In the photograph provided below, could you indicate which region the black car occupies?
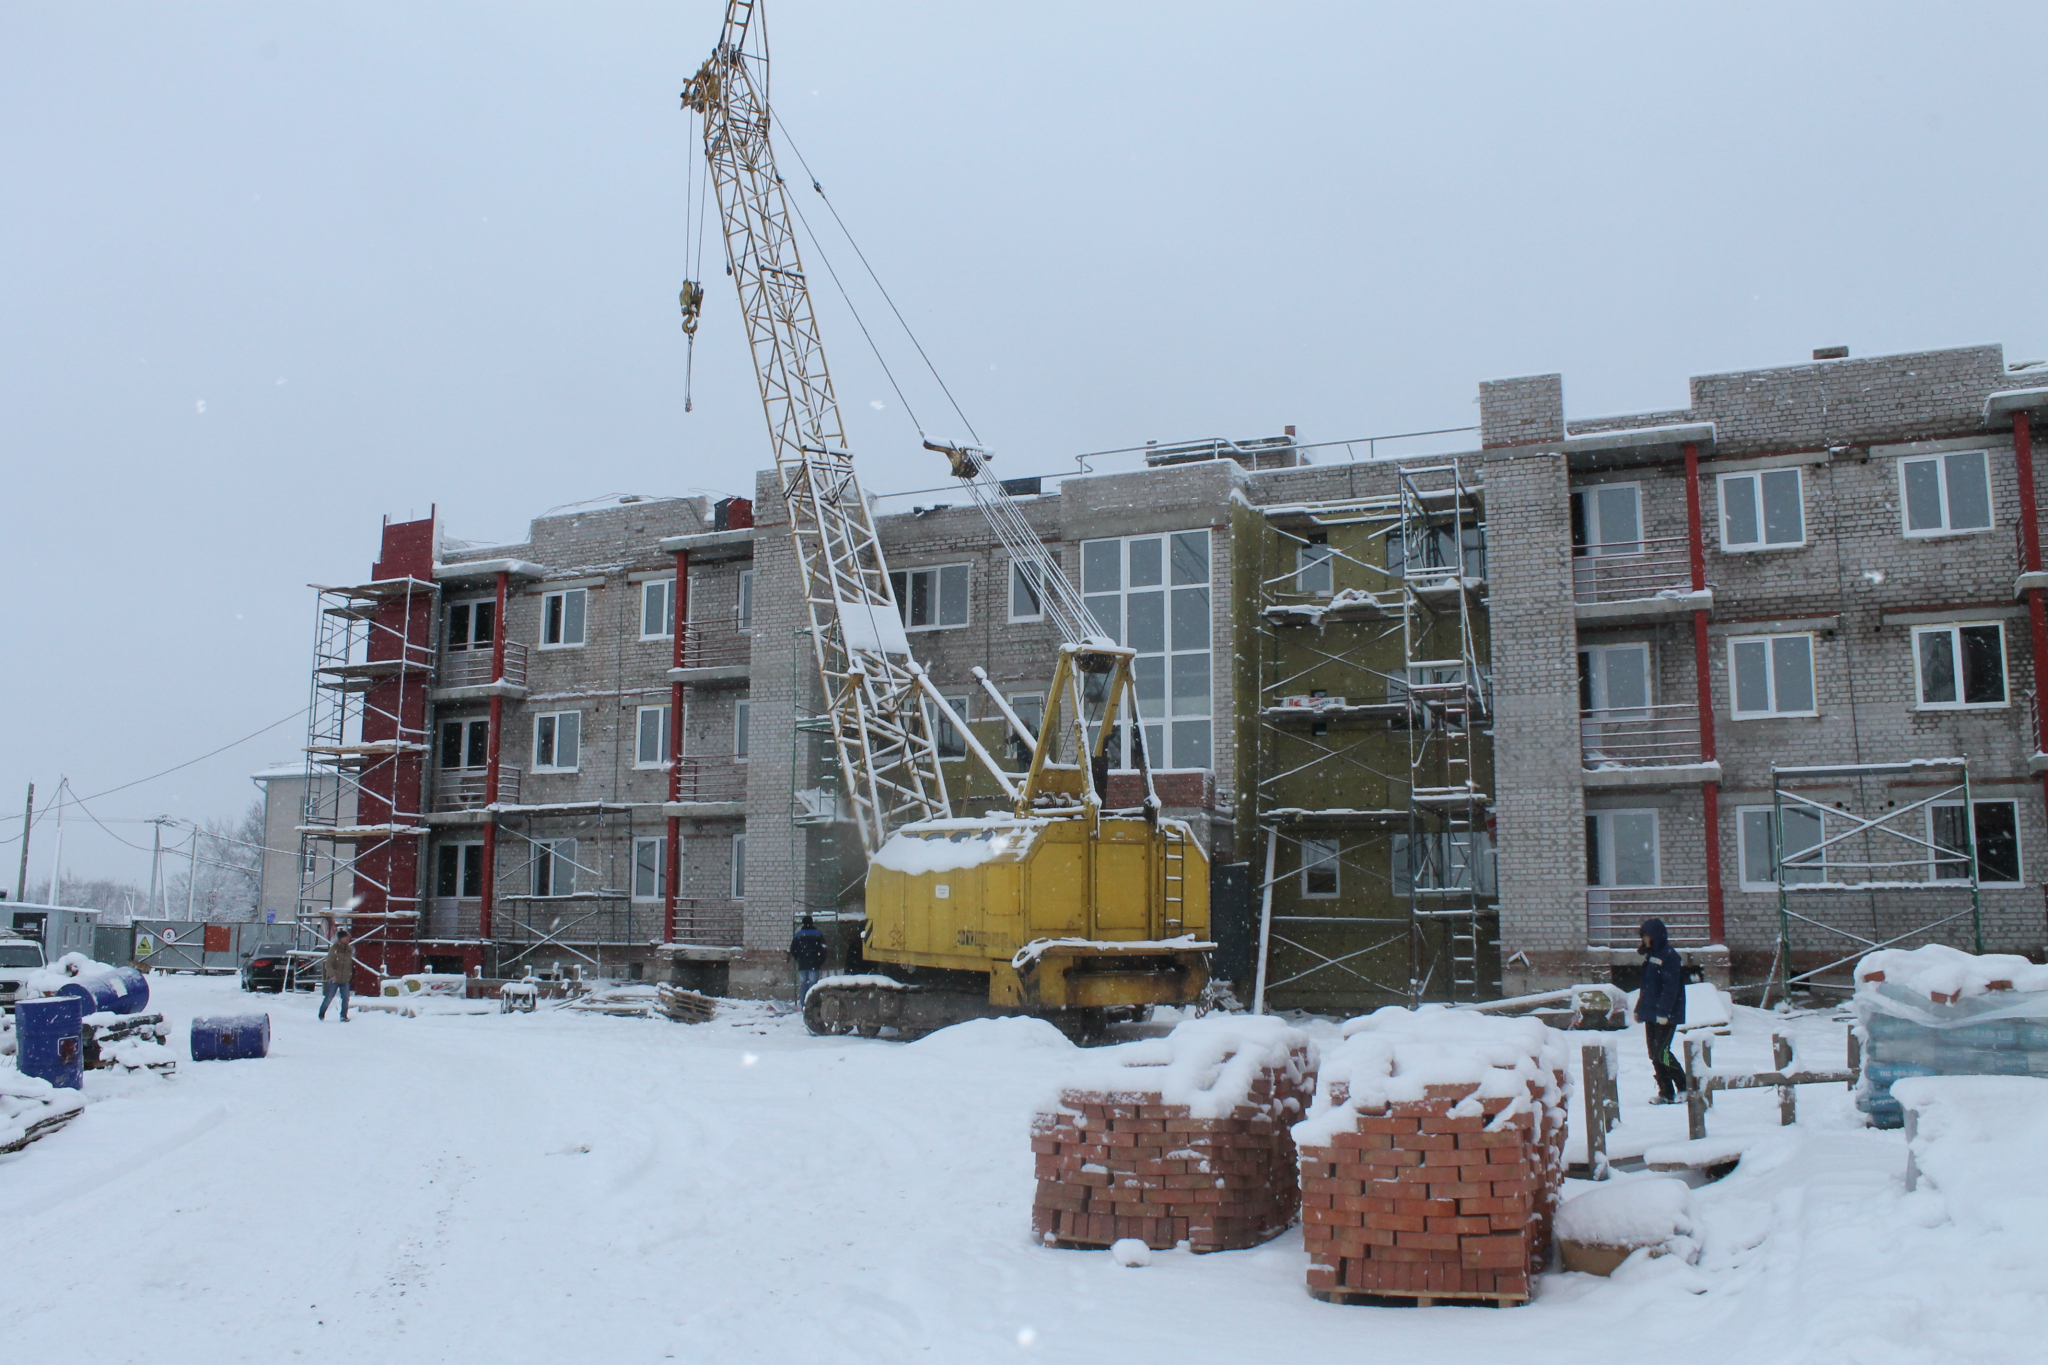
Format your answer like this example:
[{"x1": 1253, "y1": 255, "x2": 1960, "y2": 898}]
[{"x1": 241, "y1": 945, "x2": 321, "y2": 993}]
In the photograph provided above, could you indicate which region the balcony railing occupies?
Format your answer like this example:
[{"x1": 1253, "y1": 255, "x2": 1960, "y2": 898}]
[
  {"x1": 678, "y1": 625, "x2": 751, "y2": 671},
  {"x1": 1572, "y1": 537, "x2": 1693, "y2": 605},
  {"x1": 1586, "y1": 886, "x2": 1711, "y2": 949},
  {"x1": 1580, "y1": 705, "x2": 1703, "y2": 769},
  {"x1": 434, "y1": 766, "x2": 521, "y2": 811},
  {"x1": 670, "y1": 897, "x2": 744, "y2": 947},
  {"x1": 439, "y1": 641, "x2": 529, "y2": 689},
  {"x1": 673, "y1": 758, "x2": 746, "y2": 804}
]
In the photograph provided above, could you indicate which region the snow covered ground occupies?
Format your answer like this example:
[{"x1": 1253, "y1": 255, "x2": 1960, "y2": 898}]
[{"x1": 3, "y1": 976, "x2": 2043, "y2": 1364}]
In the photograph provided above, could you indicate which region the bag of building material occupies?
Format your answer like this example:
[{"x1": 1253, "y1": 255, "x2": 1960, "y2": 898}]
[{"x1": 1852, "y1": 945, "x2": 2048, "y2": 1128}]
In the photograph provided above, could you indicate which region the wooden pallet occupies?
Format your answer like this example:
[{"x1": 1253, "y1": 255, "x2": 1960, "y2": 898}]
[
  {"x1": 1310, "y1": 1287, "x2": 1528, "y2": 1309},
  {"x1": 654, "y1": 985, "x2": 718, "y2": 1023},
  {"x1": 0, "y1": 1104, "x2": 83, "y2": 1156}
]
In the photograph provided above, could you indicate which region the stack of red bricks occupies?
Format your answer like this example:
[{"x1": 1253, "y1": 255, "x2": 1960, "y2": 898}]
[
  {"x1": 1030, "y1": 1019, "x2": 1316, "y2": 1252},
  {"x1": 1295, "y1": 1009, "x2": 1567, "y2": 1303}
]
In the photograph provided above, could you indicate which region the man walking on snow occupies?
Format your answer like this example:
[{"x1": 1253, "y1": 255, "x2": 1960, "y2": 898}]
[
  {"x1": 1635, "y1": 917, "x2": 1687, "y2": 1103},
  {"x1": 788, "y1": 915, "x2": 828, "y2": 1002},
  {"x1": 319, "y1": 929, "x2": 354, "y2": 1022}
]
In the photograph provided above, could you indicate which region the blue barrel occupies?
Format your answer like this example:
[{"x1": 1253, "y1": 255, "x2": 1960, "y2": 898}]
[
  {"x1": 191, "y1": 1013, "x2": 270, "y2": 1062},
  {"x1": 106, "y1": 966, "x2": 149, "y2": 1015},
  {"x1": 16, "y1": 995, "x2": 85, "y2": 1089},
  {"x1": 55, "y1": 974, "x2": 124, "y2": 1016}
]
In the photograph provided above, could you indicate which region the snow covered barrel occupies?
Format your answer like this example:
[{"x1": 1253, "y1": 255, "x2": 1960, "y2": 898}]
[
  {"x1": 105, "y1": 966, "x2": 150, "y2": 1015},
  {"x1": 190, "y1": 1013, "x2": 271, "y2": 1062},
  {"x1": 1853, "y1": 945, "x2": 2048, "y2": 1128},
  {"x1": 1294, "y1": 1005, "x2": 1568, "y2": 1305},
  {"x1": 54, "y1": 973, "x2": 123, "y2": 1016},
  {"x1": 15, "y1": 995, "x2": 85, "y2": 1090},
  {"x1": 1030, "y1": 1016, "x2": 1316, "y2": 1253}
]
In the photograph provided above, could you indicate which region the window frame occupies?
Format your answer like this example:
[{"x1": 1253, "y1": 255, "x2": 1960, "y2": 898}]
[
  {"x1": 439, "y1": 717, "x2": 491, "y2": 771},
  {"x1": 730, "y1": 833, "x2": 747, "y2": 899},
  {"x1": 1928, "y1": 799, "x2": 2022, "y2": 885},
  {"x1": 1899, "y1": 450, "x2": 1995, "y2": 539},
  {"x1": 734, "y1": 698, "x2": 750, "y2": 761},
  {"x1": 635, "y1": 704, "x2": 672, "y2": 769},
  {"x1": 531, "y1": 710, "x2": 582, "y2": 773},
  {"x1": 736, "y1": 569, "x2": 754, "y2": 631},
  {"x1": 640, "y1": 578, "x2": 674, "y2": 640},
  {"x1": 632, "y1": 835, "x2": 666, "y2": 902},
  {"x1": 529, "y1": 838, "x2": 577, "y2": 898},
  {"x1": 1736, "y1": 806, "x2": 1825, "y2": 891},
  {"x1": 1570, "y1": 482, "x2": 1643, "y2": 558},
  {"x1": 1717, "y1": 467, "x2": 1807, "y2": 552},
  {"x1": 1726, "y1": 633, "x2": 1818, "y2": 720},
  {"x1": 1009, "y1": 561, "x2": 1045, "y2": 623},
  {"x1": 539, "y1": 588, "x2": 588, "y2": 649},
  {"x1": 1910, "y1": 622, "x2": 2008, "y2": 711},
  {"x1": 445, "y1": 598, "x2": 497, "y2": 652},
  {"x1": 889, "y1": 563, "x2": 972, "y2": 632},
  {"x1": 1295, "y1": 537, "x2": 1334, "y2": 597},
  {"x1": 433, "y1": 840, "x2": 486, "y2": 899},
  {"x1": 1585, "y1": 809, "x2": 1660, "y2": 888},
  {"x1": 1300, "y1": 837, "x2": 1340, "y2": 898}
]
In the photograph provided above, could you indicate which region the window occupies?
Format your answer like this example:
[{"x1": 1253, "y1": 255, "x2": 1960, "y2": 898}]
[
  {"x1": 1009, "y1": 561, "x2": 1045, "y2": 622},
  {"x1": 927, "y1": 694, "x2": 970, "y2": 760},
  {"x1": 734, "y1": 698, "x2": 750, "y2": 760},
  {"x1": 1901, "y1": 450, "x2": 1993, "y2": 536},
  {"x1": 540, "y1": 589, "x2": 587, "y2": 648},
  {"x1": 632, "y1": 836, "x2": 666, "y2": 901},
  {"x1": 1079, "y1": 530, "x2": 1212, "y2": 769},
  {"x1": 636, "y1": 705, "x2": 671, "y2": 768},
  {"x1": 1585, "y1": 811, "x2": 1659, "y2": 886},
  {"x1": 1579, "y1": 643, "x2": 1650, "y2": 716},
  {"x1": 1719, "y1": 468, "x2": 1805, "y2": 550},
  {"x1": 1737, "y1": 807, "x2": 1824, "y2": 890},
  {"x1": 1300, "y1": 838, "x2": 1339, "y2": 897},
  {"x1": 533, "y1": 711, "x2": 581, "y2": 772},
  {"x1": 439, "y1": 717, "x2": 490, "y2": 770},
  {"x1": 1912, "y1": 623, "x2": 2006, "y2": 709},
  {"x1": 1931, "y1": 800, "x2": 2021, "y2": 884},
  {"x1": 641, "y1": 579, "x2": 674, "y2": 639},
  {"x1": 446, "y1": 600, "x2": 496, "y2": 652},
  {"x1": 731, "y1": 834, "x2": 747, "y2": 899},
  {"x1": 1005, "y1": 692, "x2": 1044, "y2": 767},
  {"x1": 1388, "y1": 525, "x2": 1485, "y2": 579},
  {"x1": 737, "y1": 569, "x2": 754, "y2": 630},
  {"x1": 1571, "y1": 484, "x2": 1641, "y2": 557},
  {"x1": 433, "y1": 842, "x2": 485, "y2": 898},
  {"x1": 1393, "y1": 831, "x2": 1496, "y2": 896},
  {"x1": 530, "y1": 838, "x2": 577, "y2": 897},
  {"x1": 1728, "y1": 634, "x2": 1816, "y2": 718},
  {"x1": 890, "y1": 564, "x2": 969, "y2": 630},
  {"x1": 1296, "y1": 537, "x2": 1333, "y2": 596}
]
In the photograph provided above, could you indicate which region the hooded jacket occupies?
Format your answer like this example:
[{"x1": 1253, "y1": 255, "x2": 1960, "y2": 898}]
[
  {"x1": 788, "y1": 925, "x2": 828, "y2": 970},
  {"x1": 1633, "y1": 918, "x2": 1687, "y2": 1025},
  {"x1": 322, "y1": 939, "x2": 354, "y2": 986}
]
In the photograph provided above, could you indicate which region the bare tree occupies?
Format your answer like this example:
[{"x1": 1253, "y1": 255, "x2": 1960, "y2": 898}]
[
  {"x1": 36, "y1": 875, "x2": 150, "y2": 921},
  {"x1": 163, "y1": 799, "x2": 265, "y2": 922}
]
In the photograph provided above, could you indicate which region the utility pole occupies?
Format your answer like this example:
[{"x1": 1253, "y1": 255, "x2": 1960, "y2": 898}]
[
  {"x1": 186, "y1": 824, "x2": 199, "y2": 921},
  {"x1": 46, "y1": 778, "x2": 66, "y2": 905},
  {"x1": 149, "y1": 818, "x2": 165, "y2": 918},
  {"x1": 15, "y1": 781, "x2": 31, "y2": 902}
]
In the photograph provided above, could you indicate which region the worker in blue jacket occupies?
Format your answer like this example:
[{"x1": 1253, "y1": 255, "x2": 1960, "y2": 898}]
[
  {"x1": 1634, "y1": 917, "x2": 1688, "y2": 1104},
  {"x1": 788, "y1": 915, "x2": 829, "y2": 1002}
]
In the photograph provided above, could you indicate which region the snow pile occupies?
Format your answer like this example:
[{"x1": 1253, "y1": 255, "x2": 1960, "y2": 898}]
[
  {"x1": 1109, "y1": 1238, "x2": 1152, "y2": 1267},
  {"x1": 871, "y1": 820, "x2": 1042, "y2": 876},
  {"x1": 910, "y1": 1016, "x2": 1073, "y2": 1056},
  {"x1": 1891, "y1": 1076, "x2": 2048, "y2": 1233},
  {"x1": 0, "y1": 1069, "x2": 85, "y2": 1153},
  {"x1": 1295, "y1": 1004, "x2": 1569, "y2": 1148},
  {"x1": 1556, "y1": 1174, "x2": 1694, "y2": 1249},
  {"x1": 1853, "y1": 946, "x2": 2048, "y2": 1126},
  {"x1": 19, "y1": 951, "x2": 118, "y2": 1000},
  {"x1": 1048, "y1": 1013, "x2": 1316, "y2": 1120}
]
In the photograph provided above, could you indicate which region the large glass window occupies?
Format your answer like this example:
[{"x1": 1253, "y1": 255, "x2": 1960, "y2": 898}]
[
  {"x1": 1728, "y1": 634, "x2": 1816, "y2": 718},
  {"x1": 1737, "y1": 807, "x2": 1824, "y2": 889},
  {"x1": 1585, "y1": 811, "x2": 1659, "y2": 886},
  {"x1": 1078, "y1": 530, "x2": 1212, "y2": 769},
  {"x1": 1900, "y1": 451, "x2": 1993, "y2": 536},
  {"x1": 1719, "y1": 468, "x2": 1805, "y2": 550},
  {"x1": 890, "y1": 564, "x2": 970, "y2": 630},
  {"x1": 533, "y1": 711, "x2": 581, "y2": 772},
  {"x1": 1912, "y1": 623, "x2": 2006, "y2": 709},
  {"x1": 1931, "y1": 800, "x2": 2021, "y2": 884}
]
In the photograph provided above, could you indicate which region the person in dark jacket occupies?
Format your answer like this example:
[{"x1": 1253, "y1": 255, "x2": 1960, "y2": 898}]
[
  {"x1": 1634, "y1": 917, "x2": 1688, "y2": 1103},
  {"x1": 318, "y1": 930, "x2": 354, "y2": 1023},
  {"x1": 788, "y1": 915, "x2": 828, "y2": 1002}
]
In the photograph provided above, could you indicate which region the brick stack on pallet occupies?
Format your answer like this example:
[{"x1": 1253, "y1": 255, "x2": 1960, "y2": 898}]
[
  {"x1": 1031, "y1": 1016, "x2": 1317, "y2": 1252},
  {"x1": 1294, "y1": 1005, "x2": 1569, "y2": 1306}
]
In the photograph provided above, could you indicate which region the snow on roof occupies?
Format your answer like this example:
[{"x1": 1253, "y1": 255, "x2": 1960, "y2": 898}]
[
  {"x1": 536, "y1": 494, "x2": 685, "y2": 518},
  {"x1": 1047, "y1": 1015, "x2": 1315, "y2": 1121},
  {"x1": 250, "y1": 762, "x2": 305, "y2": 781},
  {"x1": 1855, "y1": 944, "x2": 2048, "y2": 1004},
  {"x1": 1294, "y1": 1004, "x2": 1568, "y2": 1147}
]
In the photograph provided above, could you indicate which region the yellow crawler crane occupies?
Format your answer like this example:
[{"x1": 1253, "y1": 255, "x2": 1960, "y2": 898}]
[{"x1": 683, "y1": 2, "x2": 1210, "y2": 1039}]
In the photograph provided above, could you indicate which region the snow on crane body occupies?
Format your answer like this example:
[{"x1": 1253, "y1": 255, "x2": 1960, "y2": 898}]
[{"x1": 682, "y1": 2, "x2": 1210, "y2": 1037}]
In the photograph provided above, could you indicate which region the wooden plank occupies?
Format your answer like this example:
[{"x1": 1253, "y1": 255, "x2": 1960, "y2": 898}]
[{"x1": 1309, "y1": 1288, "x2": 1527, "y2": 1309}]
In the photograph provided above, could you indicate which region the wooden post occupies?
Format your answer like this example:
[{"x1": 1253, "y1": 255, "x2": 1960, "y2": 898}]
[
  {"x1": 1582, "y1": 1043, "x2": 1619, "y2": 1179},
  {"x1": 1773, "y1": 1033, "x2": 1796, "y2": 1126},
  {"x1": 1846, "y1": 1028, "x2": 1861, "y2": 1089},
  {"x1": 1684, "y1": 1038, "x2": 1708, "y2": 1141}
]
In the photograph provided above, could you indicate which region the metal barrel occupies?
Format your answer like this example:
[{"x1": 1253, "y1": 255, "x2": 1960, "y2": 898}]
[
  {"x1": 190, "y1": 1013, "x2": 271, "y2": 1062},
  {"x1": 106, "y1": 966, "x2": 150, "y2": 1015},
  {"x1": 55, "y1": 974, "x2": 124, "y2": 1016},
  {"x1": 15, "y1": 995, "x2": 85, "y2": 1089}
]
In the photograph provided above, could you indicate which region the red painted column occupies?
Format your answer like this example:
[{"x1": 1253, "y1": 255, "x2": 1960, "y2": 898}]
[
  {"x1": 665, "y1": 550, "x2": 689, "y2": 943},
  {"x1": 355, "y1": 517, "x2": 436, "y2": 988},
  {"x1": 479, "y1": 569, "x2": 510, "y2": 944},
  {"x1": 2015, "y1": 414, "x2": 2048, "y2": 845},
  {"x1": 1685, "y1": 442, "x2": 1725, "y2": 942}
]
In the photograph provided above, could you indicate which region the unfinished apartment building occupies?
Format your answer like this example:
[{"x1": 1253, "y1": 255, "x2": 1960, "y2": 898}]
[{"x1": 292, "y1": 340, "x2": 2048, "y2": 1005}]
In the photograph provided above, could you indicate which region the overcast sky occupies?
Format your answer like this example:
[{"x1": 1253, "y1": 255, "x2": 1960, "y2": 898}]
[{"x1": 6, "y1": 1, "x2": 2047, "y2": 886}]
